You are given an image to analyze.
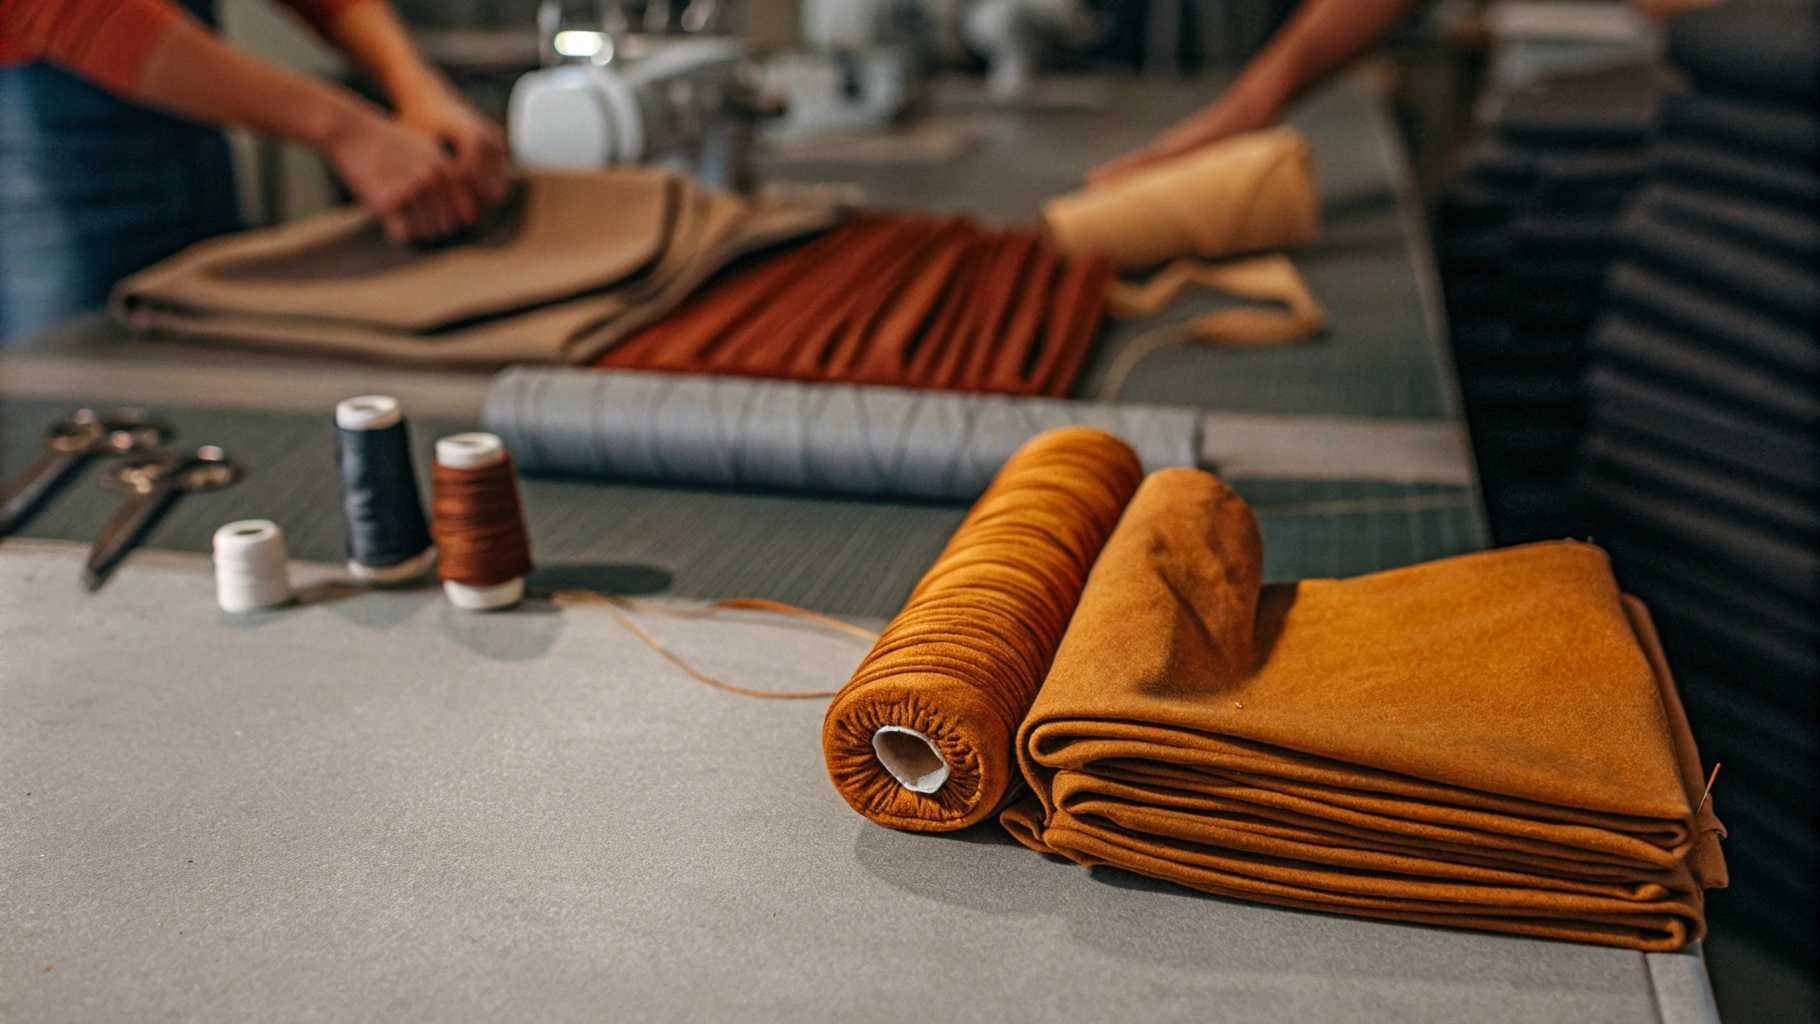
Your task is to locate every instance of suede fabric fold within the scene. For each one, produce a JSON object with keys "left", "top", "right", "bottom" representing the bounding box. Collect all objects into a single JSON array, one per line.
[
  {"left": 1042, "top": 126, "right": 1320, "bottom": 271},
  {"left": 599, "top": 213, "right": 1114, "bottom": 397},
  {"left": 111, "top": 169, "right": 836, "bottom": 367},
  {"left": 1002, "top": 468, "right": 1726, "bottom": 950},
  {"left": 822, "top": 428, "right": 1144, "bottom": 831}
]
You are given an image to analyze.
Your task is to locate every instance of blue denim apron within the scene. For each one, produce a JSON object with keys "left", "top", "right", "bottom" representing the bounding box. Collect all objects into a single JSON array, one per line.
[{"left": 0, "top": 0, "right": 240, "bottom": 339}]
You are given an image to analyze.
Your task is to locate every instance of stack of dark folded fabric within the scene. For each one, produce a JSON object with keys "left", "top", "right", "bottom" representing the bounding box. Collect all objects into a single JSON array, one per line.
[
  {"left": 1574, "top": 0, "right": 1818, "bottom": 966},
  {"left": 1437, "top": 63, "right": 1672, "bottom": 543}
]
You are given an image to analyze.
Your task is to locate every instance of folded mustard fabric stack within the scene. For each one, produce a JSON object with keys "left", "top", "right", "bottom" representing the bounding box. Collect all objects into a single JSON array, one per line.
[
  {"left": 112, "top": 169, "right": 835, "bottom": 367},
  {"left": 1001, "top": 468, "right": 1728, "bottom": 950}
]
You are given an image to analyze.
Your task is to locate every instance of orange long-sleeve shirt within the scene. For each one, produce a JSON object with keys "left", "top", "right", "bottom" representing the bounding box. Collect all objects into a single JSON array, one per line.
[{"left": 0, "top": 0, "right": 370, "bottom": 95}]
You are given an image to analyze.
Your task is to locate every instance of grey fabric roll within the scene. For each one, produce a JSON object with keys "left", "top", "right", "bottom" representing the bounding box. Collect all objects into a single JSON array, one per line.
[{"left": 483, "top": 368, "right": 1201, "bottom": 501}]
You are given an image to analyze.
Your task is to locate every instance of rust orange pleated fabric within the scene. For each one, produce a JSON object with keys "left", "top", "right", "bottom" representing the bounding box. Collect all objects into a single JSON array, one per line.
[
  {"left": 598, "top": 213, "right": 1115, "bottom": 397},
  {"left": 822, "top": 428, "right": 1144, "bottom": 831},
  {"left": 1001, "top": 468, "right": 1727, "bottom": 951}
]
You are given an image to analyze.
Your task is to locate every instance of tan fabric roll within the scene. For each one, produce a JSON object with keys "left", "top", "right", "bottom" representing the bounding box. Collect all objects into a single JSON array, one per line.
[
  {"left": 1042, "top": 126, "right": 1320, "bottom": 271},
  {"left": 111, "top": 169, "right": 835, "bottom": 367},
  {"left": 822, "top": 428, "right": 1144, "bottom": 832},
  {"left": 1004, "top": 468, "right": 1727, "bottom": 951}
]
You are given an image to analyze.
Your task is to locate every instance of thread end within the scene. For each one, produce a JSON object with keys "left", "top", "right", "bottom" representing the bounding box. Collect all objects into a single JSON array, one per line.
[
  {"left": 444, "top": 576, "right": 525, "bottom": 611},
  {"left": 336, "top": 395, "right": 402, "bottom": 431},
  {"left": 436, "top": 432, "right": 507, "bottom": 471},
  {"left": 348, "top": 546, "right": 439, "bottom": 586}
]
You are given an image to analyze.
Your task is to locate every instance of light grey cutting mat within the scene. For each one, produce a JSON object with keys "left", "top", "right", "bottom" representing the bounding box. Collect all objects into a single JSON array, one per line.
[{"left": 0, "top": 546, "right": 1714, "bottom": 1023}]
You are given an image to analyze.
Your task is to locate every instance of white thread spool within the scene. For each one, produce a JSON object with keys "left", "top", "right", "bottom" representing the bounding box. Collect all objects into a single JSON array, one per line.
[
  {"left": 435, "top": 432, "right": 525, "bottom": 611},
  {"left": 213, "top": 520, "right": 294, "bottom": 613},
  {"left": 336, "top": 394, "right": 401, "bottom": 432},
  {"left": 336, "top": 395, "right": 438, "bottom": 585}
]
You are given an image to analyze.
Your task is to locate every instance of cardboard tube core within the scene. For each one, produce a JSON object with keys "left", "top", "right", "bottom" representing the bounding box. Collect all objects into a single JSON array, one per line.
[{"left": 872, "top": 726, "right": 951, "bottom": 793}]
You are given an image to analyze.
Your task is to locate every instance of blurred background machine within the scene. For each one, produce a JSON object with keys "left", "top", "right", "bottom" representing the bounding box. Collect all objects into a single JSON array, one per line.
[{"left": 506, "top": 14, "right": 763, "bottom": 189}]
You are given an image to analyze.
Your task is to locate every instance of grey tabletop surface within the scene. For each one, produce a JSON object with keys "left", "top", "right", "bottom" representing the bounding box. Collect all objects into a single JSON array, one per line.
[
  {"left": 1, "top": 546, "right": 1714, "bottom": 1023},
  {"left": 0, "top": 73, "right": 1714, "bottom": 1022}
]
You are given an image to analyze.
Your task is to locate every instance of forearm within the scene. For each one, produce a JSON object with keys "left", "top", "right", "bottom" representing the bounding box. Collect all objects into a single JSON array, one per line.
[
  {"left": 314, "top": 0, "right": 451, "bottom": 113},
  {"left": 1089, "top": 0, "right": 1423, "bottom": 183},
  {"left": 1220, "top": 0, "right": 1423, "bottom": 126},
  {"left": 133, "top": 15, "right": 381, "bottom": 152}
]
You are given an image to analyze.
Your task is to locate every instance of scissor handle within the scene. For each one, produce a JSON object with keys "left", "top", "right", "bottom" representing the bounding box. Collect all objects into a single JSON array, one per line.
[
  {"left": 82, "top": 480, "right": 186, "bottom": 591},
  {"left": 0, "top": 449, "right": 87, "bottom": 538}
]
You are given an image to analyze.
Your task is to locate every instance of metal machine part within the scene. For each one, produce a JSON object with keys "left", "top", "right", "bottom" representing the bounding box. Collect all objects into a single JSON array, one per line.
[
  {"left": 959, "top": 0, "right": 1094, "bottom": 101},
  {"left": 759, "top": 47, "right": 921, "bottom": 139},
  {"left": 509, "top": 18, "right": 765, "bottom": 191}
]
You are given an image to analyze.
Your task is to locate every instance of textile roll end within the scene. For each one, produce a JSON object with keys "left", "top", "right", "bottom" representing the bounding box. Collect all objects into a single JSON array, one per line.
[
  {"left": 825, "top": 676, "right": 1016, "bottom": 831},
  {"left": 822, "top": 427, "right": 1144, "bottom": 832}
]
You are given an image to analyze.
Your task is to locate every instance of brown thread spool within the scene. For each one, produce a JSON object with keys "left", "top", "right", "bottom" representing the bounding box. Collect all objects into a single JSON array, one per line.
[{"left": 431, "top": 432, "right": 532, "bottom": 611}]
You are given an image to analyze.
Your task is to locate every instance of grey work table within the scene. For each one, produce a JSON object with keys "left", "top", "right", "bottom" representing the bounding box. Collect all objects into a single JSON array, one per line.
[{"left": 0, "top": 74, "right": 1718, "bottom": 1021}]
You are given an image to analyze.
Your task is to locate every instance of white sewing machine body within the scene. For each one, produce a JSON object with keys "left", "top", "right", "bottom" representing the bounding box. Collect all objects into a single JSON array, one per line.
[{"left": 507, "top": 35, "right": 755, "bottom": 191}]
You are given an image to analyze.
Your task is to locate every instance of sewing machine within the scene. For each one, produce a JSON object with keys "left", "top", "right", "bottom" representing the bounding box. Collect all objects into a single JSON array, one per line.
[{"left": 507, "top": 26, "right": 766, "bottom": 191}]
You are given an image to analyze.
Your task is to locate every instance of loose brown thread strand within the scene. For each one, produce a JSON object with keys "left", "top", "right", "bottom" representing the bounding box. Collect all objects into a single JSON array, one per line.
[{"left": 550, "top": 590, "right": 878, "bottom": 700}]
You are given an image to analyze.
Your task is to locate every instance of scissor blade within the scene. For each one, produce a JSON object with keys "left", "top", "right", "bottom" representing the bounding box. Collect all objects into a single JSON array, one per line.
[
  {"left": 0, "top": 450, "right": 86, "bottom": 538},
  {"left": 83, "top": 484, "right": 182, "bottom": 591}
]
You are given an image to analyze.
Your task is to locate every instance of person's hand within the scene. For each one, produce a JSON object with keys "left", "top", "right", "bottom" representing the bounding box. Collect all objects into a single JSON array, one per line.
[
  {"left": 1628, "top": 0, "right": 1722, "bottom": 19},
  {"left": 1087, "top": 95, "right": 1275, "bottom": 188},
  {"left": 324, "top": 110, "right": 475, "bottom": 244},
  {"left": 395, "top": 85, "right": 512, "bottom": 218}
]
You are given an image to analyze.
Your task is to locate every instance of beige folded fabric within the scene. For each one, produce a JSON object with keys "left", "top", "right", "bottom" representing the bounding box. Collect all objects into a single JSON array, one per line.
[
  {"left": 1042, "top": 126, "right": 1320, "bottom": 271},
  {"left": 1105, "top": 254, "right": 1326, "bottom": 340},
  {"left": 1095, "top": 253, "right": 1330, "bottom": 399},
  {"left": 1003, "top": 468, "right": 1727, "bottom": 951},
  {"left": 112, "top": 169, "right": 836, "bottom": 367}
]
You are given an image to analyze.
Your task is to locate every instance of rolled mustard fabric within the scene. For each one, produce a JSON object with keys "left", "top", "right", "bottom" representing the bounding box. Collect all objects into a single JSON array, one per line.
[
  {"left": 822, "top": 428, "right": 1144, "bottom": 831},
  {"left": 1042, "top": 126, "right": 1320, "bottom": 271},
  {"left": 1002, "top": 468, "right": 1728, "bottom": 950}
]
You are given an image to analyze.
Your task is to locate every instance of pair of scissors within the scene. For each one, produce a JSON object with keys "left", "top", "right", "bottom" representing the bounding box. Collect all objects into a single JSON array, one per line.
[
  {"left": 0, "top": 409, "right": 172, "bottom": 538},
  {"left": 84, "top": 446, "right": 243, "bottom": 591}
]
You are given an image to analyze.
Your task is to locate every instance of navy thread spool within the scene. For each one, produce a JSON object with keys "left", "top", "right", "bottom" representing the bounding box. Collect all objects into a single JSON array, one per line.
[{"left": 336, "top": 396, "right": 437, "bottom": 584}]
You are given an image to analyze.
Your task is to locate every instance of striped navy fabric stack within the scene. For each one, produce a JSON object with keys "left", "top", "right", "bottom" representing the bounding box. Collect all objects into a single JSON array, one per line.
[
  {"left": 1574, "top": 0, "right": 1818, "bottom": 966},
  {"left": 1437, "top": 62, "right": 1673, "bottom": 544}
]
